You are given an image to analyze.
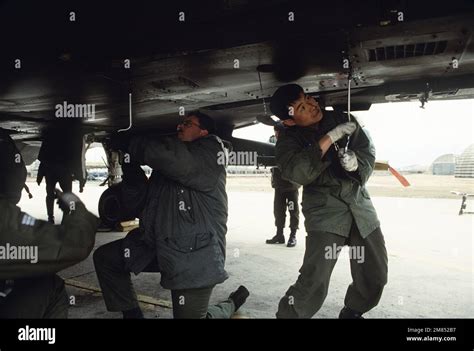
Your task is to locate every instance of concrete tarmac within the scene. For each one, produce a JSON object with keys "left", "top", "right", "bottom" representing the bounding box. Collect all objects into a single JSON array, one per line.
[{"left": 17, "top": 177, "right": 474, "bottom": 318}]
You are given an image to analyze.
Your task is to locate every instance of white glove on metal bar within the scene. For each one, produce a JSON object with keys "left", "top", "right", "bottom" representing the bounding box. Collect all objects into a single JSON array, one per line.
[
  {"left": 326, "top": 122, "right": 356, "bottom": 143},
  {"left": 338, "top": 149, "right": 358, "bottom": 172}
]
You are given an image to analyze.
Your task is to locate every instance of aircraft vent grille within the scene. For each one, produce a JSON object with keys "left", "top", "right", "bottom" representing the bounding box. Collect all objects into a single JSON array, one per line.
[{"left": 368, "top": 40, "right": 447, "bottom": 61}]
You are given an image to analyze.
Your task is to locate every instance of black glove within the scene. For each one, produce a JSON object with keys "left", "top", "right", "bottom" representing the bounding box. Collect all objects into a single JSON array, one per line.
[
  {"left": 55, "top": 189, "right": 82, "bottom": 213},
  {"left": 36, "top": 166, "right": 44, "bottom": 186},
  {"left": 79, "top": 177, "right": 86, "bottom": 193}
]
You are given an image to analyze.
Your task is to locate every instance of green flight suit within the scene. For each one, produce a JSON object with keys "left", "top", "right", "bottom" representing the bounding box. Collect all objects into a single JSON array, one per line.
[
  {"left": 0, "top": 199, "right": 99, "bottom": 318},
  {"left": 275, "top": 111, "right": 388, "bottom": 318}
]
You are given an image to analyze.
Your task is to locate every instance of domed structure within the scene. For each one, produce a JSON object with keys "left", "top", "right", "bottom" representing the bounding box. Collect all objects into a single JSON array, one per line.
[
  {"left": 455, "top": 144, "right": 474, "bottom": 178},
  {"left": 430, "top": 154, "right": 456, "bottom": 175}
]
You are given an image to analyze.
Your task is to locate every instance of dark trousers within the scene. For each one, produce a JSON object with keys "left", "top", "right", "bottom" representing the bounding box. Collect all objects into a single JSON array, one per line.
[
  {"left": 45, "top": 170, "right": 72, "bottom": 219},
  {"left": 0, "top": 275, "right": 69, "bottom": 319},
  {"left": 93, "top": 239, "right": 235, "bottom": 319},
  {"left": 274, "top": 188, "right": 299, "bottom": 231},
  {"left": 276, "top": 224, "right": 388, "bottom": 318},
  {"left": 171, "top": 286, "right": 235, "bottom": 319}
]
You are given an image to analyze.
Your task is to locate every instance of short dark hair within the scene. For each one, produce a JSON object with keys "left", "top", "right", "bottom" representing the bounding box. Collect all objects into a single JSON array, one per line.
[
  {"left": 188, "top": 111, "right": 216, "bottom": 135},
  {"left": 270, "top": 84, "right": 304, "bottom": 120}
]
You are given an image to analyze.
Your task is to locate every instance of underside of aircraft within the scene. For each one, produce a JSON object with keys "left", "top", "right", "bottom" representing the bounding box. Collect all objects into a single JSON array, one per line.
[{"left": 1, "top": 0, "right": 473, "bottom": 224}]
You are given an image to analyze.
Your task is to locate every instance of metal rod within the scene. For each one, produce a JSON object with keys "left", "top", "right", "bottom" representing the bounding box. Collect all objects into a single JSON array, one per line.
[
  {"left": 345, "top": 77, "right": 351, "bottom": 152},
  {"left": 258, "top": 71, "right": 267, "bottom": 116},
  {"left": 118, "top": 93, "right": 133, "bottom": 132}
]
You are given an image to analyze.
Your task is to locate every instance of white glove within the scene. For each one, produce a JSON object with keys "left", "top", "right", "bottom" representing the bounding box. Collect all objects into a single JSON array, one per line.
[
  {"left": 338, "top": 149, "right": 358, "bottom": 172},
  {"left": 326, "top": 122, "right": 356, "bottom": 143}
]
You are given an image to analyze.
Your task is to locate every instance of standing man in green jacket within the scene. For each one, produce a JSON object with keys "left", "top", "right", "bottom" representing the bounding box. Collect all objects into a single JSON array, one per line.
[
  {"left": 266, "top": 123, "right": 300, "bottom": 247},
  {"left": 270, "top": 84, "right": 388, "bottom": 319},
  {"left": 0, "top": 130, "right": 98, "bottom": 318},
  {"left": 93, "top": 111, "right": 249, "bottom": 319}
]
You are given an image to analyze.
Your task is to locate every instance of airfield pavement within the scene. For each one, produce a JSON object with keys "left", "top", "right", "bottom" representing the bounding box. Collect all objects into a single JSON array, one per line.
[{"left": 17, "top": 173, "right": 474, "bottom": 318}]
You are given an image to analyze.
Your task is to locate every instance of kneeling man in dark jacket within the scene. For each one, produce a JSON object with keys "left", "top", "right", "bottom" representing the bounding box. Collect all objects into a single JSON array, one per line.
[{"left": 94, "top": 111, "right": 249, "bottom": 318}]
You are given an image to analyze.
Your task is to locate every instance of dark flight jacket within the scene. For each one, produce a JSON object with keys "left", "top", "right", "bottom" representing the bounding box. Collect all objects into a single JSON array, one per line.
[
  {"left": 275, "top": 111, "right": 380, "bottom": 238},
  {"left": 128, "top": 135, "right": 229, "bottom": 290},
  {"left": 271, "top": 166, "right": 300, "bottom": 192}
]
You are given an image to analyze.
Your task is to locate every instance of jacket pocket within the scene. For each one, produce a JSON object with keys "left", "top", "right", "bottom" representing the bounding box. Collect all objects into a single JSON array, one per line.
[
  {"left": 303, "top": 188, "right": 328, "bottom": 211},
  {"left": 166, "top": 232, "right": 213, "bottom": 253},
  {"left": 157, "top": 232, "right": 224, "bottom": 288}
]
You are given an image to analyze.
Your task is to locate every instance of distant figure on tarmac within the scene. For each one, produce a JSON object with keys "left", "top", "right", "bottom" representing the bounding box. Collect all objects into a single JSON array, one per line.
[
  {"left": 266, "top": 123, "right": 300, "bottom": 247},
  {"left": 0, "top": 128, "right": 27, "bottom": 204},
  {"left": 37, "top": 122, "right": 86, "bottom": 224}
]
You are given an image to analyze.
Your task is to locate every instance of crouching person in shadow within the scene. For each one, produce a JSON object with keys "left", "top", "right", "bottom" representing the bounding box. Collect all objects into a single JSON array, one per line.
[{"left": 0, "top": 128, "right": 98, "bottom": 318}]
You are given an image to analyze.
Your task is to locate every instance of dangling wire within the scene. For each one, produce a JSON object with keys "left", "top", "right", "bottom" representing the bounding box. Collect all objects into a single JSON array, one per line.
[
  {"left": 345, "top": 72, "right": 352, "bottom": 152},
  {"left": 335, "top": 58, "right": 353, "bottom": 153},
  {"left": 342, "top": 32, "right": 353, "bottom": 153}
]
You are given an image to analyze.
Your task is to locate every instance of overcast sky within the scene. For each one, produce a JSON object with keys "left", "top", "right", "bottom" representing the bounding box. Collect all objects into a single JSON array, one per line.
[{"left": 233, "top": 99, "right": 474, "bottom": 168}]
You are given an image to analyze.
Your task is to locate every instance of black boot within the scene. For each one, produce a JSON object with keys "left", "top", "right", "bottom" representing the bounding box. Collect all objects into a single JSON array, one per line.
[
  {"left": 287, "top": 229, "right": 297, "bottom": 247},
  {"left": 229, "top": 285, "right": 250, "bottom": 312},
  {"left": 122, "top": 306, "right": 144, "bottom": 319},
  {"left": 48, "top": 216, "right": 55, "bottom": 224},
  {"left": 287, "top": 235, "right": 297, "bottom": 247},
  {"left": 266, "top": 228, "right": 285, "bottom": 244},
  {"left": 338, "top": 306, "right": 364, "bottom": 319}
]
